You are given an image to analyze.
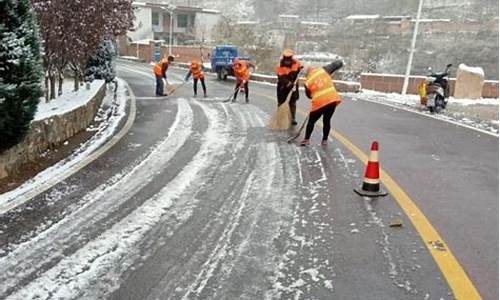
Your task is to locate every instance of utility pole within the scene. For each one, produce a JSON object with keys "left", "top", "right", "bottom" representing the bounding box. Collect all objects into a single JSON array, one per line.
[
  {"left": 168, "top": 5, "right": 175, "bottom": 55},
  {"left": 401, "top": 0, "right": 424, "bottom": 95}
]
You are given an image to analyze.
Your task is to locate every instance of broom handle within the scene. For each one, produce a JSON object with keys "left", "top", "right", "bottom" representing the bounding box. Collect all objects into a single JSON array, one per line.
[
  {"left": 226, "top": 84, "right": 241, "bottom": 101},
  {"left": 286, "top": 115, "right": 309, "bottom": 143},
  {"left": 282, "top": 78, "right": 299, "bottom": 106},
  {"left": 280, "top": 69, "right": 303, "bottom": 107}
]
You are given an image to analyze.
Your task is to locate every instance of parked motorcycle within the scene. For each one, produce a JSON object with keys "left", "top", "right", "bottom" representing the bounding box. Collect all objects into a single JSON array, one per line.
[{"left": 421, "top": 64, "right": 452, "bottom": 113}]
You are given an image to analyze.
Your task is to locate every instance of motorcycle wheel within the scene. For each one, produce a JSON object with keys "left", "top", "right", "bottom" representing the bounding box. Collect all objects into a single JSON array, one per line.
[{"left": 436, "top": 95, "right": 445, "bottom": 113}]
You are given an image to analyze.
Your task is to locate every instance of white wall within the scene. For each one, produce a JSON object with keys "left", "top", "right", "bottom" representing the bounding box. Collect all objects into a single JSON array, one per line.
[
  {"left": 128, "top": 6, "right": 154, "bottom": 41},
  {"left": 195, "top": 12, "right": 221, "bottom": 43}
]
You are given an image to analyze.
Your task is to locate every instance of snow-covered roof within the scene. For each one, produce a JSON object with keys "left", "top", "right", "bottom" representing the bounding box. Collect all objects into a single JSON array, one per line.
[
  {"left": 300, "top": 21, "right": 330, "bottom": 26},
  {"left": 236, "top": 21, "right": 259, "bottom": 25},
  {"left": 346, "top": 15, "right": 380, "bottom": 20},
  {"left": 132, "top": 2, "right": 201, "bottom": 12},
  {"left": 201, "top": 9, "right": 220, "bottom": 14},
  {"left": 279, "top": 14, "right": 299, "bottom": 19},
  {"left": 296, "top": 52, "right": 341, "bottom": 61},
  {"left": 411, "top": 18, "right": 451, "bottom": 23},
  {"left": 382, "top": 16, "right": 410, "bottom": 19},
  {"left": 132, "top": 39, "right": 165, "bottom": 45}
]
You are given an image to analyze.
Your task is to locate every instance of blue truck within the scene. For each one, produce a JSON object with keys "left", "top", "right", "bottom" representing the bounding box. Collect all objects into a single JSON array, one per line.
[{"left": 210, "top": 45, "right": 250, "bottom": 80}]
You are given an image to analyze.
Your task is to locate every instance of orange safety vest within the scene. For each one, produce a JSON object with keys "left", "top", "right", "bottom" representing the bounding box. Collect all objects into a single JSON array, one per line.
[
  {"left": 305, "top": 68, "right": 341, "bottom": 112},
  {"left": 154, "top": 62, "right": 168, "bottom": 77},
  {"left": 233, "top": 61, "right": 250, "bottom": 81},
  {"left": 190, "top": 61, "right": 204, "bottom": 79},
  {"left": 275, "top": 59, "right": 302, "bottom": 76}
]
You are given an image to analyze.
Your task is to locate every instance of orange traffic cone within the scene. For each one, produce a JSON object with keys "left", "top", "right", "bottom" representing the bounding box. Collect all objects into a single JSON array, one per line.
[{"left": 354, "top": 141, "right": 388, "bottom": 197}]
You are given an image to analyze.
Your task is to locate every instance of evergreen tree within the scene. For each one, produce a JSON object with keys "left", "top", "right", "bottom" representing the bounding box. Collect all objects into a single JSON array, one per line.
[
  {"left": 84, "top": 39, "right": 117, "bottom": 83},
  {"left": 0, "top": 0, "right": 43, "bottom": 152}
]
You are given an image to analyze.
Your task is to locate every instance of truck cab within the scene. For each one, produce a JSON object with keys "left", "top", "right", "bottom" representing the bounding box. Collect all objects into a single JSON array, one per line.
[
  {"left": 211, "top": 45, "right": 238, "bottom": 80},
  {"left": 210, "top": 45, "right": 251, "bottom": 80}
]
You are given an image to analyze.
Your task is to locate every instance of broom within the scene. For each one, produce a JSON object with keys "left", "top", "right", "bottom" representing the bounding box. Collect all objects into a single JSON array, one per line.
[
  {"left": 267, "top": 77, "right": 299, "bottom": 130},
  {"left": 163, "top": 79, "right": 186, "bottom": 96},
  {"left": 223, "top": 84, "right": 242, "bottom": 102},
  {"left": 287, "top": 115, "right": 308, "bottom": 143}
]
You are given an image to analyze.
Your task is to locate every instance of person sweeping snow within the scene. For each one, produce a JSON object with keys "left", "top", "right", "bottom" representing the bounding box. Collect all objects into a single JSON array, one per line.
[
  {"left": 153, "top": 55, "right": 174, "bottom": 96},
  {"left": 276, "top": 49, "right": 302, "bottom": 126},
  {"left": 232, "top": 59, "right": 255, "bottom": 103},
  {"left": 185, "top": 59, "right": 207, "bottom": 97},
  {"left": 300, "top": 60, "right": 343, "bottom": 146}
]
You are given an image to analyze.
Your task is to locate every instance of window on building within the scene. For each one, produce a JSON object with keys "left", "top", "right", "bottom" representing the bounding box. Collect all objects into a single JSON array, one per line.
[
  {"left": 152, "top": 12, "right": 160, "bottom": 26},
  {"left": 177, "top": 14, "right": 188, "bottom": 28}
]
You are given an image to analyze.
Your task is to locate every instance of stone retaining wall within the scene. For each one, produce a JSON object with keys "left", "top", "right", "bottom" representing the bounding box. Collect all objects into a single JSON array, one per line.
[{"left": 0, "top": 83, "right": 106, "bottom": 179}]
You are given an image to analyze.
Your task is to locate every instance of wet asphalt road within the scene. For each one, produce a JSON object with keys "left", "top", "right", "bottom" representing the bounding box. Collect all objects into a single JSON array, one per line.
[{"left": 0, "top": 59, "right": 496, "bottom": 299}]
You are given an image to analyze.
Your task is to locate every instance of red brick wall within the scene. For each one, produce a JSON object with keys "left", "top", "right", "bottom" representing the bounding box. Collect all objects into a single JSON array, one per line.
[
  {"left": 117, "top": 37, "right": 212, "bottom": 63},
  {"left": 162, "top": 46, "right": 212, "bottom": 63},
  {"left": 483, "top": 81, "right": 499, "bottom": 98},
  {"left": 361, "top": 73, "right": 499, "bottom": 99}
]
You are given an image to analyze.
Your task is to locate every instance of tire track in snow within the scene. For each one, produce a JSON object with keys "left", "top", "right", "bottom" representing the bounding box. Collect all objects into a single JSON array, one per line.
[
  {"left": 208, "top": 142, "right": 298, "bottom": 300},
  {"left": 267, "top": 148, "right": 338, "bottom": 300},
  {"left": 5, "top": 99, "right": 232, "bottom": 300},
  {"left": 169, "top": 105, "right": 301, "bottom": 299},
  {"left": 0, "top": 99, "right": 194, "bottom": 298},
  {"left": 179, "top": 107, "right": 269, "bottom": 299},
  {"left": 126, "top": 104, "right": 295, "bottom": 300},
  {"left": 112, "top": 101, "right": 255, "bottom": 300}
]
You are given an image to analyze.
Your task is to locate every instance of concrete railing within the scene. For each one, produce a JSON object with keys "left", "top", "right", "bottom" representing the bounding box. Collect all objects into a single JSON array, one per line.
[
  {"left": 169, "top": 61, "right": 361, "bottom": 93},
  {"left": 0, "top": 82, "right": 106, "bottom": 179}
]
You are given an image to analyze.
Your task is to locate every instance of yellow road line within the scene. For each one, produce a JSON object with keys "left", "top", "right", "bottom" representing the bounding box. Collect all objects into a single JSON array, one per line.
[{"left": 254, "top": 90, "right": 482, "bottom": 300}]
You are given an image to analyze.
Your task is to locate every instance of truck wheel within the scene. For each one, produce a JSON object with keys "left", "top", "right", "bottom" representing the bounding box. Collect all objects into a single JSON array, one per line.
[
  {"left": 223, "top": 74, "right": 228, "bottom": 81},
  {"left": 217, "top": 70, "right": 222, "bottom": 80}
]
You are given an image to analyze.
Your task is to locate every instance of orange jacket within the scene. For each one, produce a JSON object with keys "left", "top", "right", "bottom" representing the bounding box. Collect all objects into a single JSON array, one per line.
[
  {"left": 154, "top": 61, "right": 169, "bottom": 77},
  {"left": 233, "top": 60, "right": 251, "bottom": 82},
  {"left": 275, "top": 59, "right": 302, "bottom": 77},
  {"left": 305, "top": 68, "right": 341, "bottom": 112},
  {"left": 190, "top": 61, "right": 204, "bottom": 79}
]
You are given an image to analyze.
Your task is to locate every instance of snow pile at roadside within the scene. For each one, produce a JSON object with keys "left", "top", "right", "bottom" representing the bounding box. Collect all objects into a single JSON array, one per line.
[
  {"left": 35, "top": 80, "right": 105, "bottom": 121},
  {"left": 0, "top": 79, "right": 129, "bottom": 207},
  {"left": 345, "top": 89, "right": 499, "bottom": 135}
]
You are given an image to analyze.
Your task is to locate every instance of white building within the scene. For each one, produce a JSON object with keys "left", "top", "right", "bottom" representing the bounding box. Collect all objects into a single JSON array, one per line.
[{"left": 128, "top": 2, "right": 220, "bottom": 45}]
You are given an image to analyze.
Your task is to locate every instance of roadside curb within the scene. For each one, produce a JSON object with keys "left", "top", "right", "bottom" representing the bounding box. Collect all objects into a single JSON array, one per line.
[{"left": 0, "top": 79, "right": 137, "bottom": 215}]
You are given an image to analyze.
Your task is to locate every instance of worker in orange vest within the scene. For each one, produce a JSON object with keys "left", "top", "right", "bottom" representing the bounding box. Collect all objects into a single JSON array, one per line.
[
  {"left": 300, "top": 60, "right": 343, "bottom": 146},
  {"left": 185, "top": 60, "right": 207, "bottom": 97},
  {"left": 153, "top": 55, "right": 174, "bottom": 96},
  {"left": 276, "top": 49, "right": 303, "bottom": 125},
  {"left": 232, "top": 58, "right": 255, "bottom": 103}
]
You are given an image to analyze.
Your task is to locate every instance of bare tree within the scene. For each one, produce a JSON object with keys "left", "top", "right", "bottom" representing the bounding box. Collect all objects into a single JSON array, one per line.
[{"left": 33, "top": 0, "right": 134, "bottom": 97}]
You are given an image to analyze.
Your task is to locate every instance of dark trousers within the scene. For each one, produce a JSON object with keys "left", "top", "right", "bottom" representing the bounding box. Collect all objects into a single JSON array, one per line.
[
  {"left": 233, "top": 81, "right": 249, "bottom": 101},
  {"left": 156, "top": 76, "right": 164, "bottom": 96},
  {"left": 305, "top": 102, "right": 338, "bottom": 141},
  {"left": 277, "top": 83, "right": 299, "bottom": 121},
  {"left": 193, "top": 78, "right": 206, "bottom": 95}
]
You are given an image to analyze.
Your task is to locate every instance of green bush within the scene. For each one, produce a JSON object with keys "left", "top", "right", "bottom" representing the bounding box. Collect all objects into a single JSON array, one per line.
[{"left": 0, "top": 0, "right": 43, "bottom": 152}]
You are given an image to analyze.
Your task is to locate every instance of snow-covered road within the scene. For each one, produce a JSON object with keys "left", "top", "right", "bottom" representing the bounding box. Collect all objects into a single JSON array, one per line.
[{"left": 1, "top": 60, "right": 494, "bottom": 299}]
